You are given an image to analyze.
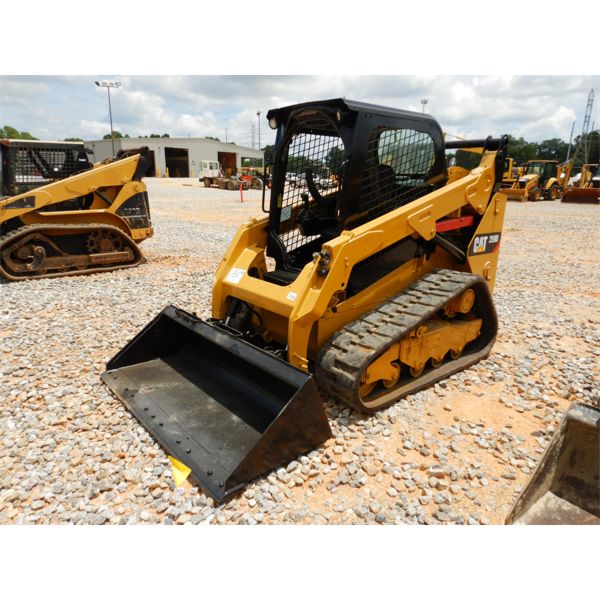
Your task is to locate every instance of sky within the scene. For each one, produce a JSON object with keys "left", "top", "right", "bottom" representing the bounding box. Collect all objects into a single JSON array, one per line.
[{"left": 1, "top": 75, "right": 599, "bottom": 149}]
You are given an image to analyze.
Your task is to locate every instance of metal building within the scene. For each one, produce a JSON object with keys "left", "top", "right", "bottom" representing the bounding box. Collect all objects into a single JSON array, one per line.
[{"left": 85, "top": 137, "right": 264, "bottom": 178}]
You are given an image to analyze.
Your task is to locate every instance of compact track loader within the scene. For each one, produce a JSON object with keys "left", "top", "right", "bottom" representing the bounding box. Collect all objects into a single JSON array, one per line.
[
  {"left": 0, "top": 140, "right": 153, "bottom": 281},
  {"left": 506, "top": 402, "right": 599, "bottom": 525},
  {"left": 562, "top": 163, "right": 600, "bottom": 204},
  {"left": 504, "top": 159, "right": 572, "bottom": 202},
  {"left": 102, "top": 99, "right": 508, "bottom": 500}
]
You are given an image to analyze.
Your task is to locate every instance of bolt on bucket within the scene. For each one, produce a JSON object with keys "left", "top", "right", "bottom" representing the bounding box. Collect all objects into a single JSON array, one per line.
[
  {"left": 505, "top": 402, "right": 599, "bottom": 525},
  {"left": 101, "top": 305, "right": 332, "bottom": 501}
]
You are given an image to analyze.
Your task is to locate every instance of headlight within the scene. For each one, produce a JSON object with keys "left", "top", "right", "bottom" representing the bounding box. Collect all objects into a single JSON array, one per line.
[{"left": 269, "top": 117, "right": 278, "bottom": 130}]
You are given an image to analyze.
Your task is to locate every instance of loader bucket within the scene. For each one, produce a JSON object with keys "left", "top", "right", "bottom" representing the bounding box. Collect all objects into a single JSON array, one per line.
[
  {"left": 562, "top": 188, "right": 600, "bottom": 204},
  {"left": 503, "top": 188, "right": 528, "bottom": 202},
  {"left": 101, "top": 305, "right": 332, "bottom": 501},
  {"left": 505, "top": 402, "right": 600, "bottom": 525}
]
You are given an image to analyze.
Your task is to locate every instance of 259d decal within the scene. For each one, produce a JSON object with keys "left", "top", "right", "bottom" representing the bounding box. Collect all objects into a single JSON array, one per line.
[{"left": 468, "top": 232, "right": 501, "bottom": 256}]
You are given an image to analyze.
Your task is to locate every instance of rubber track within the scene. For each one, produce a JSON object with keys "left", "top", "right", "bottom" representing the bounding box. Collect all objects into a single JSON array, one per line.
[
  {"left": 0, "top": 223, "right": 143, "bottom": 282},
  {"left": 315, "top": 269, "right": 498, "bottom": 413}
]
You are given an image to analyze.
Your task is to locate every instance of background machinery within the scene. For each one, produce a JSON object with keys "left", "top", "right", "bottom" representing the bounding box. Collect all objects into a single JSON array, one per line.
[
  {"left": 1, "top": 139, "right": 153, "bottom": 281},
  {"left": 102, "top": 99, "right": 508, "bottom": 501},
  {"left": 562, "top": 163, "right": 600, "bottom": 204},
  {"left": 239, "top": 167, "right": 267, "bottom": 190},
  {"left": 504, "top": 159, "right": 573, "bottom": 201},
  {"left": 200, "top": 162, "right": 250, "bottom": 191}
]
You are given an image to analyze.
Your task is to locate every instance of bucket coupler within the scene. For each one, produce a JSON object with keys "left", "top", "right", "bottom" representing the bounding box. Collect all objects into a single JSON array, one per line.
[{"left": 101, "top": 305, "right": 332, "bottom": 501}]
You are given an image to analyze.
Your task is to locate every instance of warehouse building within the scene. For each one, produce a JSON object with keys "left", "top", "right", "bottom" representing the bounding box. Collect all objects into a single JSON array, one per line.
[{"left": 85, "top": 136, "right": 264, "bottom": 178}]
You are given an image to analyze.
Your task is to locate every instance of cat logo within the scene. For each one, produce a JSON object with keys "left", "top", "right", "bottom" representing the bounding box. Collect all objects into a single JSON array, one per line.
[{"left": 468, "top": 232, "right": 501, "bottom": 256}]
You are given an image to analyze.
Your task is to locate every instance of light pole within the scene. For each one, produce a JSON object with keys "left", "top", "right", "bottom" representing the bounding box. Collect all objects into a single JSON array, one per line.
[
  {"left": 420, "top": 98, "right": 428, "bottom": 113},
  {"left": 95, "top": 80, "right": 122, "bottom": 156},
  {"left": 256, "top": 111, "right": 261, "bottom": 156}
]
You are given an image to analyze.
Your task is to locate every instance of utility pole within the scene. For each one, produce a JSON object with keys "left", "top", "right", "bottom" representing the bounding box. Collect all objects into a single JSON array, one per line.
[
  {"left": 566, "top": 120, "right": 575, "bottom": 161},
  {"left": 256, "top": 111, "right": 261, "bottom": 153},
  {"left": 94, "top": 80, "right": 122, "bottom": 156},
  {"left": 225, "top": 128, "right": 228, "bottom": 143},
  {"left": 420, "top": 98, "right": 428, "bottom": 113},
  {"left": 571, "top": 89, "right": 594, "bottom": 167},
  {"left": 250, "top": 123, "right": 256, "bottom": 149}
]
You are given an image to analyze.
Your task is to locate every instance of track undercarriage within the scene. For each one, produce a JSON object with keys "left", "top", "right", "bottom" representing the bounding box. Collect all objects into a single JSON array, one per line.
[
  {"left": 316, "top": 269, "right": 497, "bottom": 411},
  {"left": 0, "top": 223, "right": 143, "bottom": 281}
]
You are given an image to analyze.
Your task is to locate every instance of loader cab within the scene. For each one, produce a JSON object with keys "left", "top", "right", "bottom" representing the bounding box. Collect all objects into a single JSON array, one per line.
[
  {"left": 0, "top": 139, "right": 93, "bottom": 197},
  {"left": 265, "top": 99, "right": 446, "bottom": 277},
  {"left": 524, "top": 160, "right": 557, "bottom": 187}
]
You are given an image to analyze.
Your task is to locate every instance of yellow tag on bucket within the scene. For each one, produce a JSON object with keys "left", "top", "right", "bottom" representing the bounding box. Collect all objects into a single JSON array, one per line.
[{"left": 168, "top": 455, "right": 191, "bottom": 488}]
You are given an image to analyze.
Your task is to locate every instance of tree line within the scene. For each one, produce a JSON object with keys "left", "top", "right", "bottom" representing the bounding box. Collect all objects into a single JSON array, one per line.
[
  {"left": 507, "top": 132, "right": 600, "bottom": 165},
  {"left": 0, "top": 125, "right": 171, "bottom": 142},
  {"left": 3, "top": 123, "right": 599, "bottom": 166}
]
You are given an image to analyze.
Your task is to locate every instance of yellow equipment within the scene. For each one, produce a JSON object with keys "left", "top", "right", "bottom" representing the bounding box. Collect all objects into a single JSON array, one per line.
[
  {"left": 562, "top": 163, "right": 600, "bottom": 204},
  {"left": 506, "top": 402, "right": 599, "bottom": 525},
  {"left": 0, "top": 140, "right": 153, "bottom": 281},
  {"left": 500, "top": 157, "right": 523, "bottom": 187},
  {"left": 101, "top": 99, "right": 508, "bottom": 500},
  {"left": 446, "top": 146, "right": 484, "bottom": 183},
  {"left": 504, "top": 159, "right": 572, "bottom": 202}
]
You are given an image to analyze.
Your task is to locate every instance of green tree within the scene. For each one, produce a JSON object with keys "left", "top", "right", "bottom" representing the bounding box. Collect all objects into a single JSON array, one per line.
[
  {"left": 64, "top": 137, "right": 83, "bottom": 142},
  {"left": 206, "top": 136, "right": 220, "bottom": 141},
  {"left": 262, "top": 144, "right": 275, "bottom": 163},
  {"left": 536, "top": 138, "right": 570, "bottom": 162},
  {"left": 0, "top": 125, "right": 38, "bottom": 140},
  {"left": 571, "top": 131, "right": 600, "bottom": 165},
  {"left": 325, "top": 146, "right": 345, "bottom": 174},
  {"left": 506, "top": 135, "right": 537, "bottom": 165},
  {"left": 103, "top": 131, "right": 129, "bottom": 139}
]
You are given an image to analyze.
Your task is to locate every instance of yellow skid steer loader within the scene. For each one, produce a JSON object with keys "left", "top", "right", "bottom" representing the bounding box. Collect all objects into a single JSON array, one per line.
[
  {"left": 1, "top": 140, "right": 153, "bottom": 281},
  {"left": 102, "top": 99, "right": 509, "bottom": 500}
]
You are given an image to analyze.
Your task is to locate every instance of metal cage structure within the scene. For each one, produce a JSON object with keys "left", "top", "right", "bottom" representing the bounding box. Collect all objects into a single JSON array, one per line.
[{"left": 1, "top": 141, "right": 92, "bottom": 197}]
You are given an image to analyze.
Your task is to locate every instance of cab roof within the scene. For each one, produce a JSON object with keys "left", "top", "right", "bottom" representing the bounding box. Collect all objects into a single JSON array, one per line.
[{"left": 266, "top": 98, "right": 437, "bottom": 127}]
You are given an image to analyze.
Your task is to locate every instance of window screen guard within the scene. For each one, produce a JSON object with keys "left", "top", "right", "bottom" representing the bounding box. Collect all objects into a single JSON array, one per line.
[
  {"left": 358, "top": 127, "right": 436, "bottom": 222},
  {"left": 278, "top": 129, "right": 344, "bottom": 254}
]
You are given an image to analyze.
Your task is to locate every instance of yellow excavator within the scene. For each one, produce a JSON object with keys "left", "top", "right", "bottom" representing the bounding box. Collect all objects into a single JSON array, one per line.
[
  {"left": 504, "top": 159, "right": 572, "bottom": 202},
  {"left": 1, "top": 139, "right": 153, "bottom": 281},
  {"left": 102, "top": 98, "right": 509, "bottom": 501},
  {"left": 562, "top": 163, "right": 600, "bottom": 204}
]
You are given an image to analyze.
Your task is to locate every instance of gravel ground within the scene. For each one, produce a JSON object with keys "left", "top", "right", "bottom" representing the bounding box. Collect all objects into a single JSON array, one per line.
[{"left": 1, "top": 178, "right": 598, "bottom": 525}]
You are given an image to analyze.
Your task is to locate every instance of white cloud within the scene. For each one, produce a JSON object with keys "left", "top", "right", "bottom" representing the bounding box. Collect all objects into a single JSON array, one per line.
[{"left": 1, "top": 75, "right": 599, "bottom": 146}]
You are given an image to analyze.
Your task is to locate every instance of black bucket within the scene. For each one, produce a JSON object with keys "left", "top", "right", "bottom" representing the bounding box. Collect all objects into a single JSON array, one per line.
[
  {"left": 506, "top": 402, "right": 600, "bottom": 525},
  {"left": 101, "top": 305, "right": 332, "bottom": 501}
]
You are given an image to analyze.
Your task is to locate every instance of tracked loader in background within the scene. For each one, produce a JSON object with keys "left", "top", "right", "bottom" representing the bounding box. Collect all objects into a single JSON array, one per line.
[
  {"left": 102, "top": 99, "right": 509, "bottom": 501},
  {"left": 0, "top": 140, "right": 153, "bottom": 281}
]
